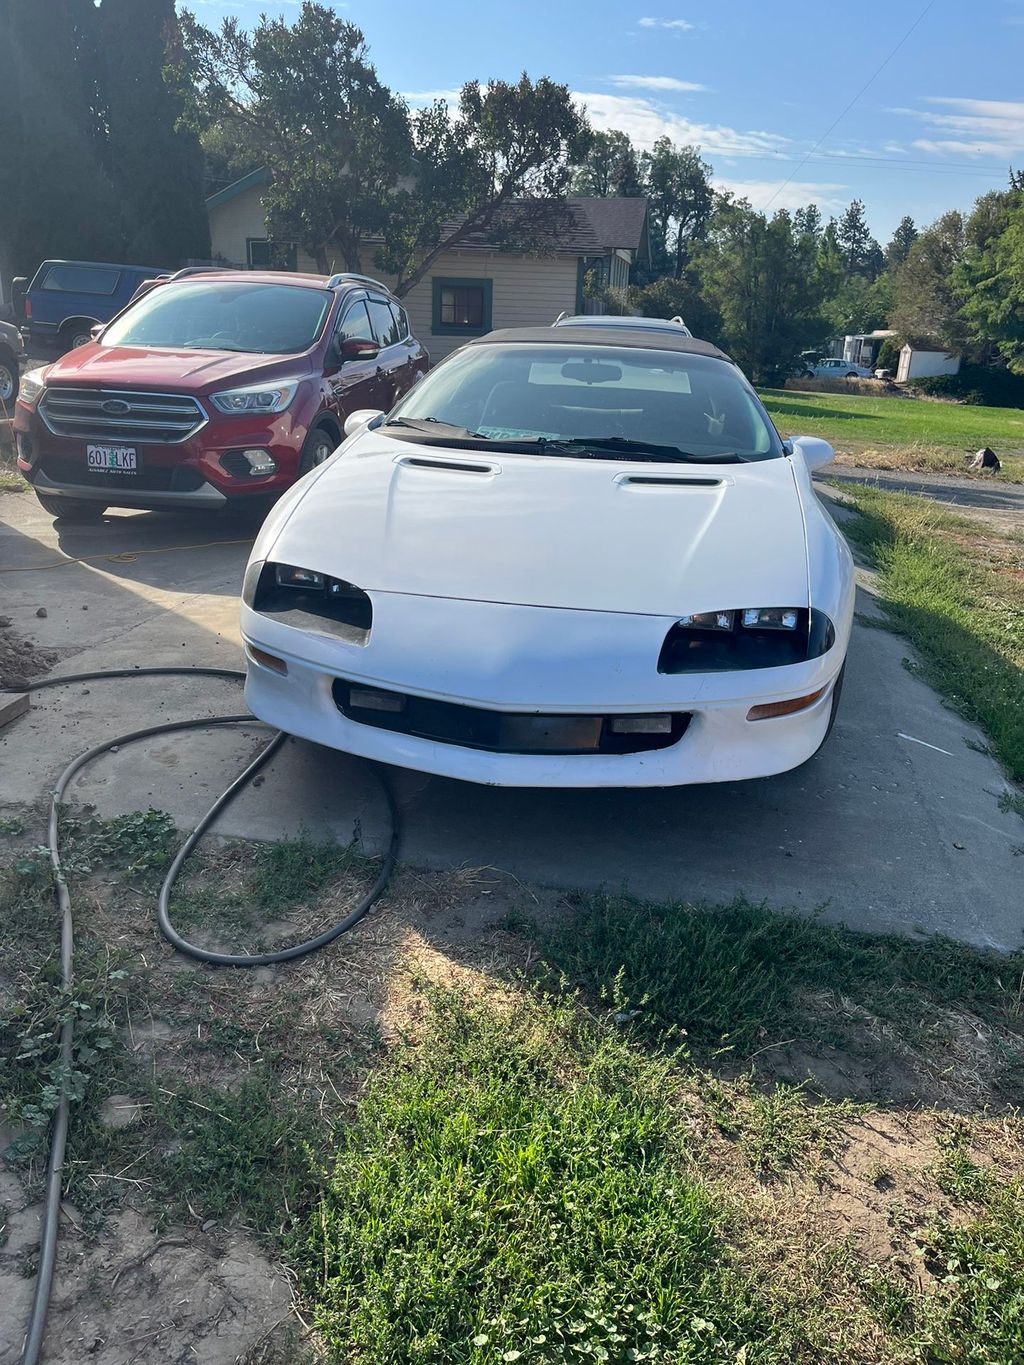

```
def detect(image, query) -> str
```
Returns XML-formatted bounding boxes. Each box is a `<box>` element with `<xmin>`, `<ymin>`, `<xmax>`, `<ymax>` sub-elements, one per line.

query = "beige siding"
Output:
<box><xmin>209</xmin><ymin>194</ymin><xmax>580</xmax><ymax>361</ymax></box>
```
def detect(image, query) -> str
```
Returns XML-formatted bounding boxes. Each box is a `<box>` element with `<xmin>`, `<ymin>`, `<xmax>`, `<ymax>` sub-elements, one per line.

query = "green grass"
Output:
<box><xmin>839</xmin><ymin>486</ymin><xmax>1024</xmax><ymax>784</ymax></box>
<box><xmin>760</xmin><ymin>388</ymin><xmax>1024</xmax><ymax>452</ymax></box>
<box><xmin>536</xmin><ymin>891</ymin><xmax>1024</xmax><ymax>1066</ymax></box>
<box><xmin>298</xmin><ymin>988</ymin><xmax>779</xmax><ymax>1364</ymax></box>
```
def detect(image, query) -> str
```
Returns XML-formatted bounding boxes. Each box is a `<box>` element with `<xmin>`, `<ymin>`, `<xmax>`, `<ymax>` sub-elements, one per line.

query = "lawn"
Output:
<box><xmin>4</xmin><ymin>798</ymin><xmax>1024</xmax><ymax>1362</ymax></box>
<box><xmin>759</xmin><ymin>388</ymin><xmax>1024</xmax><ymax>480</ymax></box>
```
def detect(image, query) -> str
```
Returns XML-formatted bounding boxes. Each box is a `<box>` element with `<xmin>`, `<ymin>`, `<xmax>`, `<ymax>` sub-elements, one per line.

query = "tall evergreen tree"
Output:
<box><xmin>793</xmin><ymin>203</ymin><xmax>823</xmax><ymax>243</ymax></box>
<box><xmin>98</xmin><ymin>0</ymin><xmax>210</xmax><ymax>265</ymax></box>
<box><xmin>889</xmin><ymin>210</ymin><xmax>967</xmax><ymax>349</ymax></box>
<box><xmin>884</xmin><ymin>216</ymin><xmax>918</xmax><ymax>270</ymax></box>
<box><xmin>0</xmin><ymin>0</ymin><xmax>120</xmax><ymax>285</ymax></box>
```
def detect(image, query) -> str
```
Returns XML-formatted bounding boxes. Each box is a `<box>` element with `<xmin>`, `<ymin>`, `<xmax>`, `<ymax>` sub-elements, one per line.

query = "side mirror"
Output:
<box><xmin>90</xmin><ymin>322</ymin><xmax>104</xmax><ymax>340</ymax></box>
<box><xmin>11</xmin><ymin>277</ymin><xmax>28</xmax><ymax>321</ymax></box>
<box><xmin>789</xmin><ymin>436</ymin><xmax>834</xmax><ymax>471</ymax></box>
<box><xmin>344</xmin><ymin>408</ymin><xmax>385</xmax><ymax>438</ymax></box>
<box><xmin>339</xmin><ymin>337</ymin><xmax>380</xmax><ymax>363</ymax></box>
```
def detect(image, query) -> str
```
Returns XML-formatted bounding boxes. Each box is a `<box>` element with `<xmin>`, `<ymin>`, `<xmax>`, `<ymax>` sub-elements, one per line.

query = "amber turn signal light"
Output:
<box><xmin>747</xmin><ymin>688</ymin><xmax>825</xmax><ymax>721</ymax></box>
<box><xmin>246</xmin><ymin>645</ymin><xmax>288</xmax><ymax>676</ymax></box>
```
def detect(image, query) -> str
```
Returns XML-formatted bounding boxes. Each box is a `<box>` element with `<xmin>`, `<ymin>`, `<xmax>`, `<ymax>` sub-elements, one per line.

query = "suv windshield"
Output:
<box><xmin>101</xmin><ymin>280</ymin><xmax>332</xmax><ymax>354</ymax></box>
<box><xmin>385</xmin><ymin>344</ymin><xmax>781</xmax><ymax>462</ymax></box>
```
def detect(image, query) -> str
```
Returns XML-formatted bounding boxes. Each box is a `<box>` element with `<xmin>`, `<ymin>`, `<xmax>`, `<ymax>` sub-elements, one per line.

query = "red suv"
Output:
<box><xmin>14</xmin><ymin>270</ymin><xmax>428</xmax><ymax>519</ymax></box>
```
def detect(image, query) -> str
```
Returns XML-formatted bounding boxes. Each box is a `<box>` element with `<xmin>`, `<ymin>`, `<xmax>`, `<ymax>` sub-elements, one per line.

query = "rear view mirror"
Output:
<box><xmin>340</xmin><ymin>337</ymin><xmax>380</xmax><ymax>363</ymax></box>
<box><xmin>560</xmin><ymin>360</ymin><xmax>621</xmax><ymax>384</ymax></box>
<box><xmin>789</xmin><ymin>436</ymin><xmax>834</xmax><ymax>471</ymax></box>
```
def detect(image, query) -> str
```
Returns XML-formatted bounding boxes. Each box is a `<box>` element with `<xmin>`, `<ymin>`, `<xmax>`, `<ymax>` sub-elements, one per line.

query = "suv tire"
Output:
<box><xmin>61</xmin><ymin>320</ymin><xmax>99</xmax><ymax>351</ymax></box>
<box><xmin>35</xmin><ymin>493</ymin><xmax>107</xmax><ymax>521</ymax></box>
<box><xmin>298</xmin><ymin>422</ymin><xmax>339</xmax><ymax>476</ymax></box>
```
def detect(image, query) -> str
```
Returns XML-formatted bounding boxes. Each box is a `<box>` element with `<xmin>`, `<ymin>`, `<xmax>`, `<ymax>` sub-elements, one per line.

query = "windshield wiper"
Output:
<box><xmin>523</xmin><ymin>436</ymin><xmax>751</xmax><ymax>464</ymax></box>
<box><xmin>384</xmin><ymin>417</ymin><xmax>491</xmax><ymax>439</ymax></box>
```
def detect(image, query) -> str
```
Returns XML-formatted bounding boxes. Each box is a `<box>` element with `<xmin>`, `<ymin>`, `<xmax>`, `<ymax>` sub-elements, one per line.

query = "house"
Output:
<box><xmin>896</xmin><ymin>345</ymin><xmax>961</xmax><ymax>383</ymax></box>
<box><xmin>204</xmin><ymin>171</ymin><xmax>650</xmax><ymax>362</ymax></box>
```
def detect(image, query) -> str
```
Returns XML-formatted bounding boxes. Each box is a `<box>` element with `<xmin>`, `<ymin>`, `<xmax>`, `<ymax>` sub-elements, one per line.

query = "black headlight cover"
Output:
<box><xmin>658</xmin><ymin>608</ymin><xmax>835</xmax><ymax>674</ymax></box>
<box><xmin>247</xmin><ymin>561</ymin><xmax>372</xmax><ymax>644</ymax></box>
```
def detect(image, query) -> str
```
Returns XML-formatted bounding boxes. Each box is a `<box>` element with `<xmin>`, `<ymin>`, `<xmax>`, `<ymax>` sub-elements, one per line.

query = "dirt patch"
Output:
<box><xmin>0</xmin><ymin>1203</ymin><xmax>295</xmax><ymax>1365</ymax></box>
<box><xmin>0</xmin><ymin>623</ymin><xmax>58</xmax><ymax>690</ymax></box>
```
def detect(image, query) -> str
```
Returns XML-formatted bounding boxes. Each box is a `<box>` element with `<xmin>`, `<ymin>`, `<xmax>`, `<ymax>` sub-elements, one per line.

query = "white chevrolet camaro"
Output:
<box><xmin>240</xmin><ymin>326</ymin><xmax>854</xmax><ymax>788</ymax></box>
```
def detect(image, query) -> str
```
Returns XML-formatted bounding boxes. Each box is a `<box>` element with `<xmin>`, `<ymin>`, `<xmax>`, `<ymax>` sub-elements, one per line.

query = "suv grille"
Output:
<box><xmin>39</xmin><ymin>386</ymin><xmax>207</xmax><ymax>444</ymax></box>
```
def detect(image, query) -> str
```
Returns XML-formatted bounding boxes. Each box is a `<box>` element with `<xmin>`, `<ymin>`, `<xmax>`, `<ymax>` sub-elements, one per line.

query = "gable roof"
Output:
<box><xmin>205</xmin><ymin>169</ymin><xmax>649</xmax><ymax>260</ymax></box>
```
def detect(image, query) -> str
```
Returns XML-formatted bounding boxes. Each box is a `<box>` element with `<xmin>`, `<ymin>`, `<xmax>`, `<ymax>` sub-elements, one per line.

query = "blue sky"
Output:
<box><xmin>193</xmin><ymin>0</ymin><xmax>1024</xmax><ymax>242</ymax></box>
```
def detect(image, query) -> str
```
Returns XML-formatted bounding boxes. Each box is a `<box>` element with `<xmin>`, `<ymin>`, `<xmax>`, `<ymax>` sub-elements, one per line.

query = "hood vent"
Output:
<box><xmin>619</xmin><ymin>474</ymin><xmax>723</xmax><ymax>488</ymax></box>
<box><xmin>397</xmin><ymin>455</ymin><xmax>498</xmax><ymax>475</ymax></box>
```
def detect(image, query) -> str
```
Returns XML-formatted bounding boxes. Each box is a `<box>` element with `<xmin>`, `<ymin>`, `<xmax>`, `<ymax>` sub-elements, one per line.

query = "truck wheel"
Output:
<box><xmin>0</xmin><ymin>353</ymin><xmax>17</xmax><ymax>404</ymax></box>
<box><xmin>61</xmin><ymin>321</ymin><xmax>98</xmax><ymax>351</ymax></box>
<box><xmin>35</xmin><ymin>493</ymin><xmax>107</xmax><ymax>522</ymax></box>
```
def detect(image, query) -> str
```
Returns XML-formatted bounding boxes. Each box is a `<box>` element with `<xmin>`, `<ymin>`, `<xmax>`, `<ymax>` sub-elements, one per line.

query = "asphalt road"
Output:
<box><xmin>1</xmin><ymin>483</ymin><xmax>1021</xmax><ymax>949</ymax></box>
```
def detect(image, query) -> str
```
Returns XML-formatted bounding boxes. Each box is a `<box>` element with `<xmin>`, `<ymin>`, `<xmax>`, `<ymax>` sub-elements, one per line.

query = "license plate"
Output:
<box><xmin>87</xmin><ymin>444</ymin><xmax>137</xmax><ymax>473</ymax></box>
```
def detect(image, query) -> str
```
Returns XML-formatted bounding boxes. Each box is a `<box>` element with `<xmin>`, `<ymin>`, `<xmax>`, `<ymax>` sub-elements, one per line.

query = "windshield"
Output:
<box><xmin>101</xmin><ymin>281</ymin><xmax>332</xmax><ymax>354</ymax></box>
<box><xmin>385</xmin><ymin>344</ymin><xmax>781</xmax><ymax>462</ymax></box>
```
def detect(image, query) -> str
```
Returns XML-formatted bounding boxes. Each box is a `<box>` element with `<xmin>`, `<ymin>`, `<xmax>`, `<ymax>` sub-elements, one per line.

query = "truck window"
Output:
<box><xmin>40</xmin><ymin>264</ymin><xmax>121</xmax><ymax>295</ymax></box>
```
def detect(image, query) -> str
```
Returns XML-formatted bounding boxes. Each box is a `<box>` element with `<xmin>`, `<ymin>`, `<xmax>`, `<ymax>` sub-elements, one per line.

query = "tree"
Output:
<box><xmin>697</xmin><ymin>204</ymin><xmax>826</xmax><ymax>382</ymax></box>
<box><xmin>956</xmin><ymin>180</ymin><xmax>1024</xmax><ymax>372</ymax></box>
<box><xmin>630</xmin><ymin>273</ymin><xmax>719</xmax><ymax>342</ymax></box>
<box><xmin>377</xmin><ymin>75</ymin><xmax>590</xmax><ymax>296</ymax></box>
<box><xmin>884</xmin><ymin>215</ymin><xmax>918</xmax><ymax>270</ymax></box>
<box><xmin>175</xmin><ymin>3</ymin><xmax>412</xmax><ymax>273</ymax></box>
<box><xmin>836</xmin><ymin>199</ymin><xmax>883</xmax><ymax>279</ymax></box>
<box><xmin>0</xmin><ymin>0</ymin><xmax>120</xmax><ymax>284</ymax></box>
<box><xmin>571</xmin><ymin>130</ymin><xmax>642</xmax><ymax>198</ymax></box>
<box><xmin>640</xmin><ymin>137</ymin><xmax>714</xmax><ymax>278</ymax></box>
<box><xmin>793</xmin><ymin>204</ymin><xmax>823</xmax><ymax>243</ymax></box>
<box><xmin>98</xmin><ymin>0</ymin><xmax>209</xmax><ymax>265</ymax></box>
<box><xmin>889</xmin><ymin>210</ymin><xmax>967</xmax><ymax>350</ymax></box>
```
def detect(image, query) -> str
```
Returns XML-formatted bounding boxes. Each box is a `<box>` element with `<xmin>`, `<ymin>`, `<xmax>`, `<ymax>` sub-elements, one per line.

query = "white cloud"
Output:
<box><xmin>609</xmin><ymin>75</ymin><xmax>706</xmax><ymax>93</ymax></box>
<box><xmin>400</xmin><ymin>88</ymin><xmax>463</xmax><ymax>106</ymax></box>
<box><xmin>713</xmin><ymin>177</ymin><xmax>849</xmax><ymax>213</ymax></box>
<box><xmin>638</xmin><ymin>17</ymin><xmax>694</xmax><ymax>29</ymax></box>
<box><xmin>576</xmin><ymin>91</ymin><xmax>791</xmax><ymax>158</ymax></box>
<box><xmin>892</xmin><ymin>96</ymin><xmax>1024</xmax><ymax>157</ymax></box>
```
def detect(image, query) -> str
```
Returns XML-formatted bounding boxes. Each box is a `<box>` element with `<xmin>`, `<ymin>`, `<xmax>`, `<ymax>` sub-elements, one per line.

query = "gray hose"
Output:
<box><xmin>8</xmin><ymin>668</ymin><xmax>399</xmax><ymax>1364</ymax></box>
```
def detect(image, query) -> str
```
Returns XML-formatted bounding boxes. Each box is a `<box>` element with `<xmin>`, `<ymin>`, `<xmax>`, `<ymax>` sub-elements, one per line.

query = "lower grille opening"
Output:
<box><xmin>39</xmin><ymin>456</ymin><xmax>204</xmax><ymax>493</ymax></box>
<box><xmin>332</xmin><ymin>680</ymin><xmax>690</xmax><ymax>755</ymax></box>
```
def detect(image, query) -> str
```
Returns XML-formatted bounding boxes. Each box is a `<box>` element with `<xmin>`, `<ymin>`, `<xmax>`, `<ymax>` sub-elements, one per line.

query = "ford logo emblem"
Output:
<box><xmin>101</xmin><ymin>398</ymin><xmax>131</xmax><ymax>416</ymax></box>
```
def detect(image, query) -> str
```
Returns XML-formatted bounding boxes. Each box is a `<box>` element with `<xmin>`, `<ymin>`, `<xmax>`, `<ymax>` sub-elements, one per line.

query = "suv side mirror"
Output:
<box><xmin>789</xmin><ymin>436</ymin><xmax>834</xmax><ymax>471</ymax></box>
<box><xmin>339</xmin><ymin>336</ymin><xmax>380</xmax><ymax>363</ymax></box>
<box><xmin>90</xmin><ymin>322</ymin><xmax>104</xmax><ymax>340</ymax></box>
<box><xmin>344</xmin><ymin>409</ymin><xmax>385</xmax><ymax>438</ymax></box>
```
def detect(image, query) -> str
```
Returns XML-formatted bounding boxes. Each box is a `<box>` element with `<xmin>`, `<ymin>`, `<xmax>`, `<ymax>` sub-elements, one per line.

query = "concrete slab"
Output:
<box><xmin>1</xmin><ymin>487</ymin><xmax>1021</xmax><ymax>949</ymax></box>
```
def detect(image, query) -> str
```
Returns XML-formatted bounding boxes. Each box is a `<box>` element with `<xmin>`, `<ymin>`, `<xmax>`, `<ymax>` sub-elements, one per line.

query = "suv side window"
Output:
<box><xmin>366</xmin><ymin>297</ymin><xmax>401</xmax><ymax>348</ymax></box>
<box><xmin>337</xmin><ymin>299</ymin><xmax>374</xmax><ymax>343</ymax></box>
<box><xmin>41</xmin><ymin>264</ymin><xmax>121</xmax><ymax>295</ymax></box>
<box><xmin>391</xmin><ymin>302</ymin><xmax>410</xmax><ymax>341</ymax></box>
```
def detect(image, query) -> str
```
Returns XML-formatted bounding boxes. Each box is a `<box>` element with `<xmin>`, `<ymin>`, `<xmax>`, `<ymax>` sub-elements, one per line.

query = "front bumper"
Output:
<box><xmin>240</xmin><ymin>595</ymin><xmax>845</xmax><ymax>788</ymax></box>
<box><xmin>13</xmin><ymin>401</ymin><xmax>309</xmax><ymax>508</ymax></box>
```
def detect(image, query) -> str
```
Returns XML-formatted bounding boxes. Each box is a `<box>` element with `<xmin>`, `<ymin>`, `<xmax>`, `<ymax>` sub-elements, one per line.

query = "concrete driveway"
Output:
<box><xmin>1</xmin><ymin>485</ymin><xmax>1021</xmax><ymax>949</ymax></box>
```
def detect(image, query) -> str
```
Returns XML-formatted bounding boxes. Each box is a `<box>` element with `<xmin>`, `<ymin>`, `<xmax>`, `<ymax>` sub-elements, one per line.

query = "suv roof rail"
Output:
<box><xmin>553</xmin><ymin>311</ymin><xmax>569</xmax><ymax>324</ymax></box>
<box><xmin>166</xmin><ymin>265</ymin><xmax>237</xmax><ymax>281</ymax></box>
<box><xmin>326</xmin><ymin>272</ymin><xmax>388</xmax><ymax>292</ymax></box>
<box><xmin>670</xmin><ymin>316</ymin><xmax>686</xmax><ymax>325</ymax></box>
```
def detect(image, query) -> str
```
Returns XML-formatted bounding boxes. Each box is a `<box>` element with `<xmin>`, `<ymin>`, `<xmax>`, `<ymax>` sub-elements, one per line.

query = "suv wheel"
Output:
<box><xmin>298</xmin><ymin>423</ymin><xmax>338</xmax><ymax>476</ymax></box>
<box><xmin>0</xmin><ymin>352</ymin><xmax>17</xmax><ymax>405</ymax></box>
<box><xmin>35</xmin><ymin>493</ymin><xmax>107</xmax><ymax>522</ymax></box>
<box><xmin>61</xmin><ymin>321</ymin><xmax>98</xmax><ymax>351</ymax></box>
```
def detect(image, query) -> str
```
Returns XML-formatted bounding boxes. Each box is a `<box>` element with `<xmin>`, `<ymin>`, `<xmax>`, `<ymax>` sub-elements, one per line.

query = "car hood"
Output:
<box><xmin>42</xmin><ymin>344</ymin><xmax>313</xmax><ymax>391</ymax></box>
<box><xmin>268</xmin><ymin>434</ymin><xmax>810</xmax><ymax>617</ymax></box>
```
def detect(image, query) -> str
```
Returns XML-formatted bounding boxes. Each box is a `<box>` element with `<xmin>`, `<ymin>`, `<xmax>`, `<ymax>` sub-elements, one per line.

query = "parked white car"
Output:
<box><xmin>241</xmin><ymin>325</ymin><xmax>854</xmax><ymax>788</ymax></box>
<box><xmin>801</xmin><ymin>357</ymin><xmax>873</xmax><ymax>379</ymax></box>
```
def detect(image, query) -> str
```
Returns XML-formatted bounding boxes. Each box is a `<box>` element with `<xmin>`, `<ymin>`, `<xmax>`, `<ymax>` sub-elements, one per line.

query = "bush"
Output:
<box><xmin>907</xmin><ymin>364</ymin><xmax>1024</xmax><ymax>407</ymax></box>
<box><xmin>874</xmin><ymin>337</ymin><xmax>901</xmax><ymax>373</ymax></box>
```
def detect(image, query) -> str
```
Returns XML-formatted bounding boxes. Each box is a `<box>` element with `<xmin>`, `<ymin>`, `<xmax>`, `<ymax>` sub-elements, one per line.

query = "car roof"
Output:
<box><xmin>161</xmin><ymin>270</ymin><xmax>333</xmax><ymax>290</ymax></box>
<box><xmin>556</xmin><ymin>314</ymin><xmax>685</xmax><ymax>331</ymax></box>
<box><xmin>465</xmin><ymin>325</ymin><xmax>733</xmax><ymax>362</ymax></box>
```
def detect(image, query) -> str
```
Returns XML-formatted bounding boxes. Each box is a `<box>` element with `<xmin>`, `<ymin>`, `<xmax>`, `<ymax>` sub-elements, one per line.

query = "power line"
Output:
<box><xmin>759</xmin><ymin>0</ymin><xmax>938</xmax><ymax>211</ymax></box>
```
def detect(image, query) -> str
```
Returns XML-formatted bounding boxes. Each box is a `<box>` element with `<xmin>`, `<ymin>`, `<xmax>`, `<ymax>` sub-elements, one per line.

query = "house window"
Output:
<box><xmin>246</xmin><ymin>238</ymin><xmax>297</xmax><ymax>271</ymax></box>
<box><xmin>432</xmin><ymin>277</ymin><xmax>492</xmax><ymax>335</ymax></box>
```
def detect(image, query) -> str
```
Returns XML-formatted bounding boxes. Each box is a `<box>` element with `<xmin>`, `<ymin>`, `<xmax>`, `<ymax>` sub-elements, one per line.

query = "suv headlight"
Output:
<box><xmin>18</xmin><ymin>366</ymin><xmax>49</xmax><ymax>407</ymax></box>
<box><xmin>209</xmin><ymin>379</ymin><xmax>301</xmax><ymax>415</ymax></box>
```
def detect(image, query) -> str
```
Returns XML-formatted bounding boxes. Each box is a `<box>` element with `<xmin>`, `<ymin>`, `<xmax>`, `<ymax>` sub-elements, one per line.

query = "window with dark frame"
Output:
<box><xmin>440</xmin><ymin>285</ymin><xmax>483</xmax><ymax>327</ymax></box>
<box><xmin>246</xmin><ymin>238</ymin><xmax>298</xmax><ymax>271</ymax></box>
